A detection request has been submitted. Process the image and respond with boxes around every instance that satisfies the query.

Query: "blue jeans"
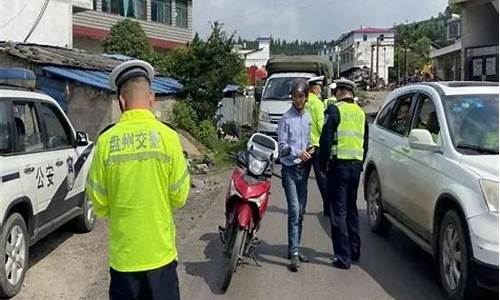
[281,164,309,256]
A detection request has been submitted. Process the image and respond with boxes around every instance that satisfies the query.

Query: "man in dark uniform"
[319,78,369,270]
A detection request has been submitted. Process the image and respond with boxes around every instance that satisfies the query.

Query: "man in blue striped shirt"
[277,78,313,272]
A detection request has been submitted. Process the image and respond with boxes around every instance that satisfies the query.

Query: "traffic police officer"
[324,82,337,107]
[305,76,329,217]
[86,60,190,299]
[319,78,369,270]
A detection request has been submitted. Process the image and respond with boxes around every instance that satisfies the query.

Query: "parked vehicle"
[218,133,278,292]
[257,55,333,138]
[0,68,95,297]
[364,81,498,299]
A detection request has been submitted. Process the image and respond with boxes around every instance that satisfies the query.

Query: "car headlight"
[480,179,499,213]
[259,111,271,122]
[248,156,267,176]
[249,193,267,207]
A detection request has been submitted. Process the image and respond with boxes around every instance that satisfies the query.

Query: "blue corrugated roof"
[42,66,182,95]
[223,84,241,94]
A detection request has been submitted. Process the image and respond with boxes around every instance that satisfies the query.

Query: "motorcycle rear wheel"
[221,226,247,293]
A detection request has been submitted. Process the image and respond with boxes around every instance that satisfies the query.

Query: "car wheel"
[0,213,29,298]
[74,194,96,233]
[366,171,391,234]
[439,210,478,300]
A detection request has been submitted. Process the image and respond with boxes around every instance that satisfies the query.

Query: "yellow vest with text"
[331,101,365,161]
[86,109,190,272]
[306,93,326,147]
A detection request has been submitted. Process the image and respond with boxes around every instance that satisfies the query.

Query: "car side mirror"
[409,129,441,152]
[76,131,89,146]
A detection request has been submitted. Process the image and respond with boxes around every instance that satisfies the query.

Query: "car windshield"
[263,77,305,100]
[442,94,499,155]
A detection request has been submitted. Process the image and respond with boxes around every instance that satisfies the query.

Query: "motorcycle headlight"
[259,111,271,122]
[248,156,267,176]
[249,193,267,207]
[480,179,499,213]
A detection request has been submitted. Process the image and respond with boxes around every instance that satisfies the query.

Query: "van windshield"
[263,77,306,100]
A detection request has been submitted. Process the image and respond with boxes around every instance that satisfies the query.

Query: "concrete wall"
[67,85,114,140]
[0,0,73,48]
[462,2,499,49]
[459,1,499,79]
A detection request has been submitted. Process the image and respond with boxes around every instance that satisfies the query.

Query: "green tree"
[164,22,247,121]
[103,19,152,59]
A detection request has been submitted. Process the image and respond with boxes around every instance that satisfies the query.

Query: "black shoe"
[332,257,350,270]
[298,253,309,263]
[289,253,299,272]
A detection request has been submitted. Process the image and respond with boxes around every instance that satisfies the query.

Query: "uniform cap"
[109,59,155,93]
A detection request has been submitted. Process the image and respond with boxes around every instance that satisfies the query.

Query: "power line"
[23,0,50,43]
[0,0,31,30]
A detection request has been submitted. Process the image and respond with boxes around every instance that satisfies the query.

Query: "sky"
[193,0,449,42]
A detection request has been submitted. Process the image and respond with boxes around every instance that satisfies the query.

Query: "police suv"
[0,69,95,297]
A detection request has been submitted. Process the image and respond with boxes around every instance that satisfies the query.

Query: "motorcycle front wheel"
[221,226,247,293]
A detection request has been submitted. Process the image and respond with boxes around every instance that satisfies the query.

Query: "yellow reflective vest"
[86,109,190,272]
[324,96,337,108]
[306,93,326,147]
[331,102,366,161]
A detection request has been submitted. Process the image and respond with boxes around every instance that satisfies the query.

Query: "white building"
[236,37,271,69]
[0,0,93,48]
[336,27,395,84]
[0,0,194,52]
[318,45,340,77]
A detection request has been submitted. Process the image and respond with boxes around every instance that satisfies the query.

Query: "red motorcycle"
[219,133,278,292]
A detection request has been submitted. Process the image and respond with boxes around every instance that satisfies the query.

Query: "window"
[175,0,188,28]
[41,103,72,149]
[379,34,384,41]
[443,94,498,154]
[412,95,440,142]
[102,0,146,20]
[363,35,367,41]
[13,102,43,153]
[376,99,396,128]
[152,0,172,24]
[386,94,414,136]
[0,101,11,154]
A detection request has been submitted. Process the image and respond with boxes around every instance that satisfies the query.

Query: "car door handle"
[379,136,386,142]
[401,146,410,153]
[55,160,64,167]
[24,166,35,174]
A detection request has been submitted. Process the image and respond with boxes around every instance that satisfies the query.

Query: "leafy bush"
[197,120,217,145]
[172,101,197,132]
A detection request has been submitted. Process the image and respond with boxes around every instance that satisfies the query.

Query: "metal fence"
[217,96,256,127]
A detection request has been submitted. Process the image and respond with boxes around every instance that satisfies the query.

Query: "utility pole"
[375,36,380,87]
[404,45,408,84]
[370,45,374,87]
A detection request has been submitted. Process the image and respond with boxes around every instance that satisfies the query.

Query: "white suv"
[364,82,498,299]
[0,70,95,297]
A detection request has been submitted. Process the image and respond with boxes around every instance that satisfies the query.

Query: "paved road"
[10,167,497,299]
[178,167,467,300]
